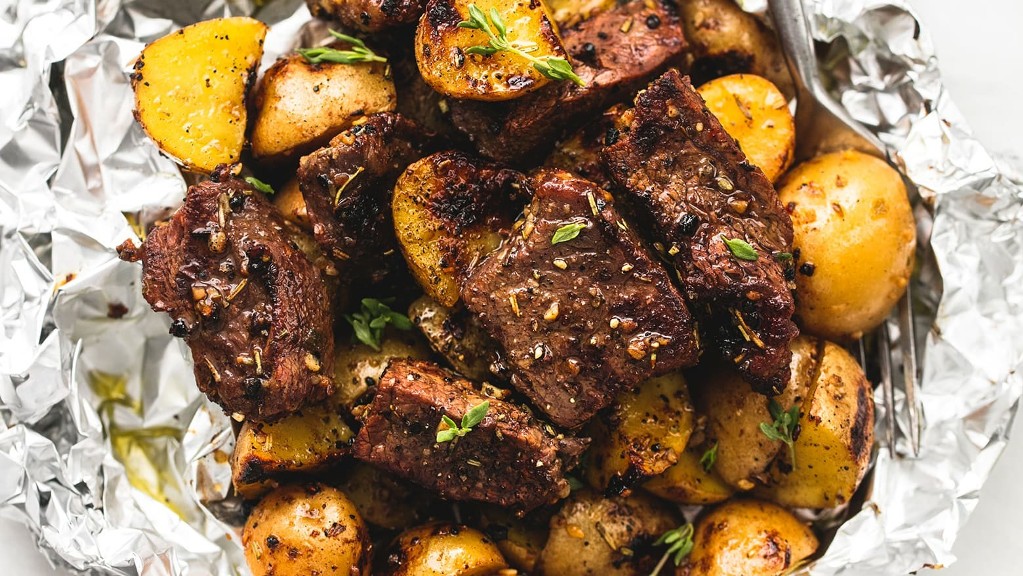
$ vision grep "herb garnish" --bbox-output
[760,399,799,465]
[458,4,584,86]
[436,400,490,443]
[244,176,275,195]
[551,221,586,244]
[298,30,387,65]
[344,298,412,351]
[722,236,758,261]
[774,251,793,262]
[699,442,718,472]
[649,523,695,575]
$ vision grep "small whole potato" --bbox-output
[243,483,371,576]
[684,499,818,576]
[377,522,509,576]
[779,150,916,340]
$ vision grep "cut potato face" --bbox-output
[697,74,795,182]
[131,17,267,173]
[546,0,616,28]
[416,0,568,100]
[251,52,396,161]
[378,522,509,576]
[271,177,311,232]
[642,445,734,505]
[585,372,695,495]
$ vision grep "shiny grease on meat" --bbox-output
[352,359,588,512]
[307,0,426,32]
[603,69,798,394]
[118,167,334,422]
[462,170,700,429]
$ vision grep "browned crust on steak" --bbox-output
[307,0,426,32]
[448,0,688,166]
[461,170,700,428]
[603,69,797,394]
[119,168,334,421]
[352,359,587,511]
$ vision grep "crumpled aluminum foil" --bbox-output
[1,0,1020,573]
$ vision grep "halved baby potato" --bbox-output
[416,0,569,100]
[643,444,734,505]
[251,51,396,161]
[697,74,795,182]
[378,522,510,576]
[132,17,267,173]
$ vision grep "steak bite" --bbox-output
[461,170,700,429]
[603,69,798,394]
[352,359,587,512]
[298,113,433,286]
[118,168,334,422]
[307,0,426,32]
[448,0,687,166]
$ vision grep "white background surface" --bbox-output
[3,0,1022,574]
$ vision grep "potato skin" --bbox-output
[378,522,509,576]
[333,329,432,407]
[683,499,818,576]
[243,483,371,576]
[416,0,568,100]
[338,463,434,530]
[778,150,916,340]
[537,490,680,575]
[251,52,396,161]
[132,17,267,173]
[408,295,500,381]
[272,177,311,232]
[643,445,734,505]
[689,338,817,491]
[585,372,695,495]
[679,0,793,99]
[756,338,875,509]
[696,74,795,182]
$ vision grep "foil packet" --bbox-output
[1,0,1020,574]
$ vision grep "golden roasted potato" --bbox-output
[479,506,551,573]
[778,150,916,340]
[393,151,528,306]
[333,328,432,407]
[585,372,695,494]
[684,498,818,576]
[536,490,680,575]
[756,338,875,509]
[416,0,570,101]
[378,522,509,576]
[131,17,267,173]
[689,339,816,491]
[232,406,355,499]
[243,483,371,576]
[408,295,499,381]
[679,0,793,99]
[546,0,616,27]
[251,51,396,161]
[338,463,434,529]
[643,445,734,505]
[696,74,795,182]
[272,177,311,232]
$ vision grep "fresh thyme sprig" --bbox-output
[343,298,412,351]
[298,30,387,65]
[649,523,695,576]
[699,442,718,472]
[457,4,584,86]
[436,400,490,443]
[760,398,800,465]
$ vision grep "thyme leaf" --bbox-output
[343,298,412,351]
[649,523,695,575]
[436,400,490,443]
[759,398,800,466]
[722,236,758,261]
[551,221,586,244]
[298,30,387,65]
[244,176,275,195]
[699,442,718,472]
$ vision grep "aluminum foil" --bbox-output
[1,0,1020,573]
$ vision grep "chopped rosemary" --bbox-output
[436,400,490,443]
[298,30,387,65]
[649,523,694,575]
[722,236,758,261]
[551,221,586,245]
[458,4,584,86]
[244,176,274,195]
[699,442,718,472]
[343,298,412,351]
[760,399,799,465]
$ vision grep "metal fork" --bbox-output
[768,0,922,457]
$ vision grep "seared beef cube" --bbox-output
[603,70,798,394]
[448,0,686,166]
[298,113,433,286]
[307,0,425,32]
[352,359,587,512]
[118,168,334,422]
[461,170,700,429]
